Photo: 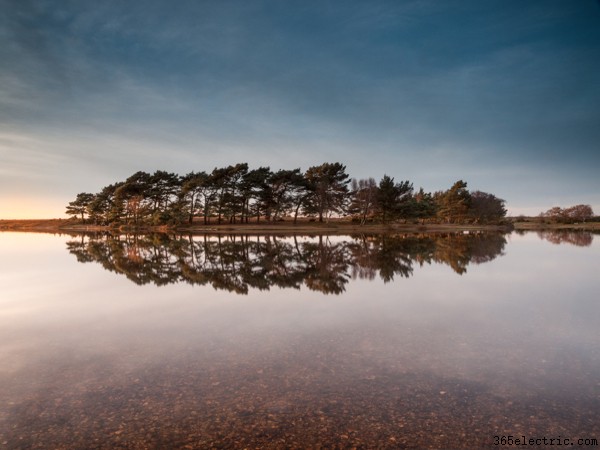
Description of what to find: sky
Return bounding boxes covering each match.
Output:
[1,0,599,218]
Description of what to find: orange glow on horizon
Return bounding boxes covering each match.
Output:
[0,197,67,220]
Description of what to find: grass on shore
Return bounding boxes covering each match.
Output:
[0,219,74,230]
[2,218,599,234]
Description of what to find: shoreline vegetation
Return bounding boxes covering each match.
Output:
[62,164,513,229]
[3,163,596,234]
[1,218,599,234]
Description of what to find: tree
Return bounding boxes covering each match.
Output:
[540,204,594,223]
[287,171,310,224]
[66,193,94,222]
[376,175,413,223]
[267,168,307,221]
[240,167,272,223]
[348,178,378,225]
[147,171,181,223]
[112,171,152,225]
[564,204,593,222]
[304,162,350,222]
[226,163,249,224]
[210,166,231,225]
[88,183,122,225]
[539,206,565,222]
[436,180,471,223]
[409,187,437,222]
[181,171,209,224]
[469,191,507,223]
[209,164,248,224]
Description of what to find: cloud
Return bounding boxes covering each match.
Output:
[1,0,599,217]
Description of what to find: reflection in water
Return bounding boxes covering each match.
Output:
[1,231,599,448]
[66,232,508,294]
[536,230,595,247]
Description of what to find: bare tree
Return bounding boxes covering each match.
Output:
[349,178,378,225]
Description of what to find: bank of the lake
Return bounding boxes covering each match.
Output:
[0,218,524,234]
[3,218,600,235]
[512,221,600,231]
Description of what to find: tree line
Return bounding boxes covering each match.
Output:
[539,204,595,224]
[67,232,508,294]
[65,162,507,226]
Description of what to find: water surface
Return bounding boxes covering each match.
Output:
[0,231,598,448]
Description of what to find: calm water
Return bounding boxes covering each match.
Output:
[0,231,598,449]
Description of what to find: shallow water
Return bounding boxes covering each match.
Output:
[0,231,598,448]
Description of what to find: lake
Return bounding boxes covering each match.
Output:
[0,230,598,448]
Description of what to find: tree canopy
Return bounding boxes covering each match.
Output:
[540,204,594,223]
[66,162,509,226]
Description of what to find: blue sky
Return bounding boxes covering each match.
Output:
[1,0,599,218]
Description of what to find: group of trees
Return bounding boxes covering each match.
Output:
[67,232,508,294]
[65,162,507,226]
[539,204,594,223]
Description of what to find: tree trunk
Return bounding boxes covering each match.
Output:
[294,203,301,224]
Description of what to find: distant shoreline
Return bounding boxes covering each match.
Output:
[1,219,599,234]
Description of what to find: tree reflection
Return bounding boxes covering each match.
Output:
[536,230,594,247]
[66,232,508,294]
